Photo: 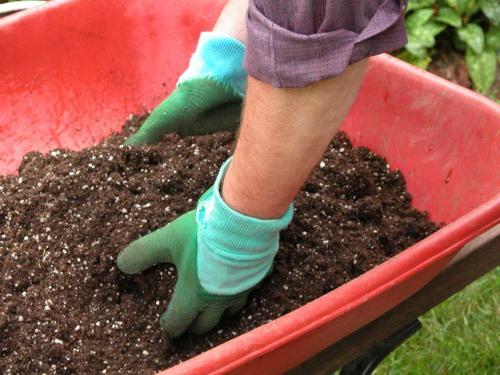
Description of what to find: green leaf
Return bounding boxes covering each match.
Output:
[453,34,468,51]
[405,41,430,58]
[444,0,458,9]
[486,27,500,50]
[457,23,485,54]
[434,7,462,27]
[465,47,497,93]
[445,0,478,15]
[406,9,435,30]
[459,0,479,15]
[426,21,448,36]
[407,29,434,49]
[398,51,433,69]
[406,20,446,55]
[407,0,437,11]
[479,0,500,26]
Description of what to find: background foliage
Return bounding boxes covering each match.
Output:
[401,0,499,95]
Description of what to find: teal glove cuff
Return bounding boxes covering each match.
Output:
[196,158,294,295]
[178,32,247,97]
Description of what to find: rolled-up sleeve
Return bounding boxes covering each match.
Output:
[245,0,408,88]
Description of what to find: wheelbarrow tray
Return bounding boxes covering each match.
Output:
[1,1,499,374]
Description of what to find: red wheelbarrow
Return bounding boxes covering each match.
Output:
[1,1,499,374]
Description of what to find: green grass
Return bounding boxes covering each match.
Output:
[373,267,500,375]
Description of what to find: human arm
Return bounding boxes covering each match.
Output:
[223,61,367,219]
[213,0,248,42]
[225,0,408,216]
[117,0,407,338]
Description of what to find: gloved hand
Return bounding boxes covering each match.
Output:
[125,32,246,146]
[117,159,293,337]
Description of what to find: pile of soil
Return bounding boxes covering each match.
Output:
[0,116,439,374]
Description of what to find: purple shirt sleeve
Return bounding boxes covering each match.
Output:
[245,0,408,88]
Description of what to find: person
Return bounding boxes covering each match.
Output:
[117,0,408,338]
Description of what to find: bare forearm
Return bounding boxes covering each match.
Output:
[213,0,248,42]
[222,60,368,219]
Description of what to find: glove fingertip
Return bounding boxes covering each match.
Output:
[116,250,139,275]
[188,323,212,336]
[122,138,135,147]
[225,294,249,317]
[160,310,185,338]
[123,134,145,147]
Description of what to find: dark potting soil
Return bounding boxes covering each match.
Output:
[0,116,439,374]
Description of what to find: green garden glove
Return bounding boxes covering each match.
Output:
[117,159,293,337]
[125,32,246,146]
[117,209,250,337]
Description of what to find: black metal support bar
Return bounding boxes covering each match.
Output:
[340,320,422,375]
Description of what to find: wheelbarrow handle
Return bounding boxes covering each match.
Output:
[0,1,46,16]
